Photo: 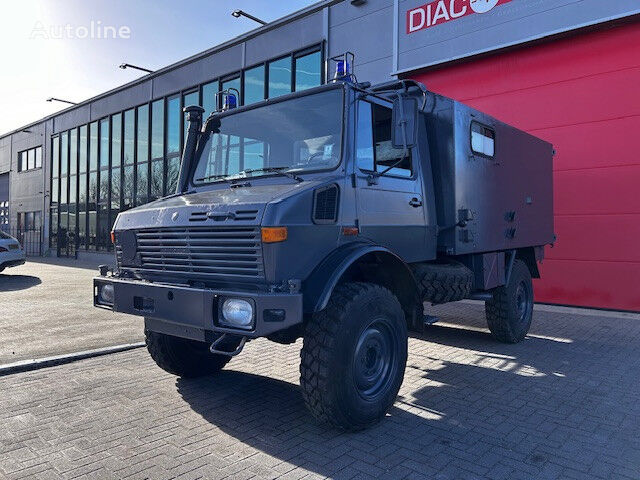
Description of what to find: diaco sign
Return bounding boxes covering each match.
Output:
[407,0,513,34]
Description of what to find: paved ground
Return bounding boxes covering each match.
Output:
[2,299,639,479]
[0,258,141,364]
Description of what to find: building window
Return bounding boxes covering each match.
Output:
[244,65,265,105]
[356,101,412,177]
[109,113,123,249]
[268,57,292,98]
[202,81,217,116]
[166,94,181,156]
[88,122,98,250]
[295,50,321,92]
[49,136,59,248]
[123,108,135,211]
[18,146,43,172]
[0,201,9,227]
[182,90,199,142]
[136,104,149,206]
[98,118,109,250]
[18,211,41,231]
[77,125,87,250]
[221,76,241,108]
[471,122,495,157]
[150,99,166,200]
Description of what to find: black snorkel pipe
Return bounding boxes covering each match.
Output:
[176,105,205,194]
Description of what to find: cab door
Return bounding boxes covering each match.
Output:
[354,98,427,262]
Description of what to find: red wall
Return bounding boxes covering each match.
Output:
[409,21,640,311]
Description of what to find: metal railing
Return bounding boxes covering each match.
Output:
[0,226,43,256]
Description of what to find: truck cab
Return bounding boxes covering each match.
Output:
[94,77,554,430]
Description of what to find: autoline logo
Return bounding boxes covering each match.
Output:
[407,0,513,34]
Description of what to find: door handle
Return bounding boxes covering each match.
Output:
[409,197,423,208]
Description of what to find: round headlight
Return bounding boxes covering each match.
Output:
[99,284,115,305]
[221,298,254,329]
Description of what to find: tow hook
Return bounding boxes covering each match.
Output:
[210,334,247,357]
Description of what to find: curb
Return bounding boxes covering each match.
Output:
[0,342,146,377]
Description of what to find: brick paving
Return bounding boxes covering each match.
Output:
[0,258,141,364]
[1,301,640,479]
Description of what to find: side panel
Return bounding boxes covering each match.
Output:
[452,103,554,254]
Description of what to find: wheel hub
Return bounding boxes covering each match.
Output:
[515,280,531,323]
[353,320,395,400]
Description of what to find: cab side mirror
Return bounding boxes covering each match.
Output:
[391,96,418,149]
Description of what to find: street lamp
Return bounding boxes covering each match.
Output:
[119,63,153,74]
[231,10,267,26]
[46,97,77,105]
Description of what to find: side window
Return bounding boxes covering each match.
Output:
[356,101,412,177]
[471,122,495,157]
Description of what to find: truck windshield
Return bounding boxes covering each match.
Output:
[193,88,343,184]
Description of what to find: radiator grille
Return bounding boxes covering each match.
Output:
[118,226,264,281]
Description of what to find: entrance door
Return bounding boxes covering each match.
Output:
[354,99,427,262]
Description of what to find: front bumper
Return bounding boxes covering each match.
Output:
[0,252,26,269]
[93,276,303,341]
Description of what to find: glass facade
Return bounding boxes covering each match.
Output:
[295,51,322,92]
[48,45,322,252]
[268,57,292,98]
[243,65,265,105]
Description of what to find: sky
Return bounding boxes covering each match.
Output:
[0,0,318,136]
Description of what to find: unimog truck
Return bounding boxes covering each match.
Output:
[94,73,554,430]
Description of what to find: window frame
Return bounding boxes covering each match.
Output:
[470,121,496,159]
[293,47,323,93]
[17,146,44,173]
[356,98,416,180]
[190,84,345,188]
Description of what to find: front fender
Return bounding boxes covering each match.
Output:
[302,242,415,313]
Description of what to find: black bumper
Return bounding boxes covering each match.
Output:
[1,258,26,269]
[93,277,303,341]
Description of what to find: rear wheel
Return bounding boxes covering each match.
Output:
[300,282,408,431]
[485,260,534,343]
[145,330,235,378]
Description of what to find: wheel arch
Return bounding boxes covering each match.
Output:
[302,243,422,330]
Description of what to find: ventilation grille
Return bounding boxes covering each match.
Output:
[313,184,339,224]
[188,209,259,222]
[117,226,264,282]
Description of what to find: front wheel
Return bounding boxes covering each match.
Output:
[485,259,534,343]
[300,282,408,431]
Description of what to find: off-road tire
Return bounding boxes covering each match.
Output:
[412,260,473,304]
[485,260,534,343]
[145,330,232,378]
[300,282,408,431]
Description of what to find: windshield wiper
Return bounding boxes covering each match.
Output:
[194,173,230,183]
[241,167,303,183]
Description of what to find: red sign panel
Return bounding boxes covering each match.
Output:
[407,0,513,34]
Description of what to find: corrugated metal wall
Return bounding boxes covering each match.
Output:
[410,21,640,311]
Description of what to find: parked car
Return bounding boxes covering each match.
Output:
[0,231,26,273]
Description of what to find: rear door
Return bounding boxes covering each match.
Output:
[354,98,427,262]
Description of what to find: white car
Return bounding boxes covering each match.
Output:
[0,231,26,273]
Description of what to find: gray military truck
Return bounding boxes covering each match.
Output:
[94,74,554,430]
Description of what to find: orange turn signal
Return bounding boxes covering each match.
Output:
[261,227,288,244]
[110,231,115,244]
